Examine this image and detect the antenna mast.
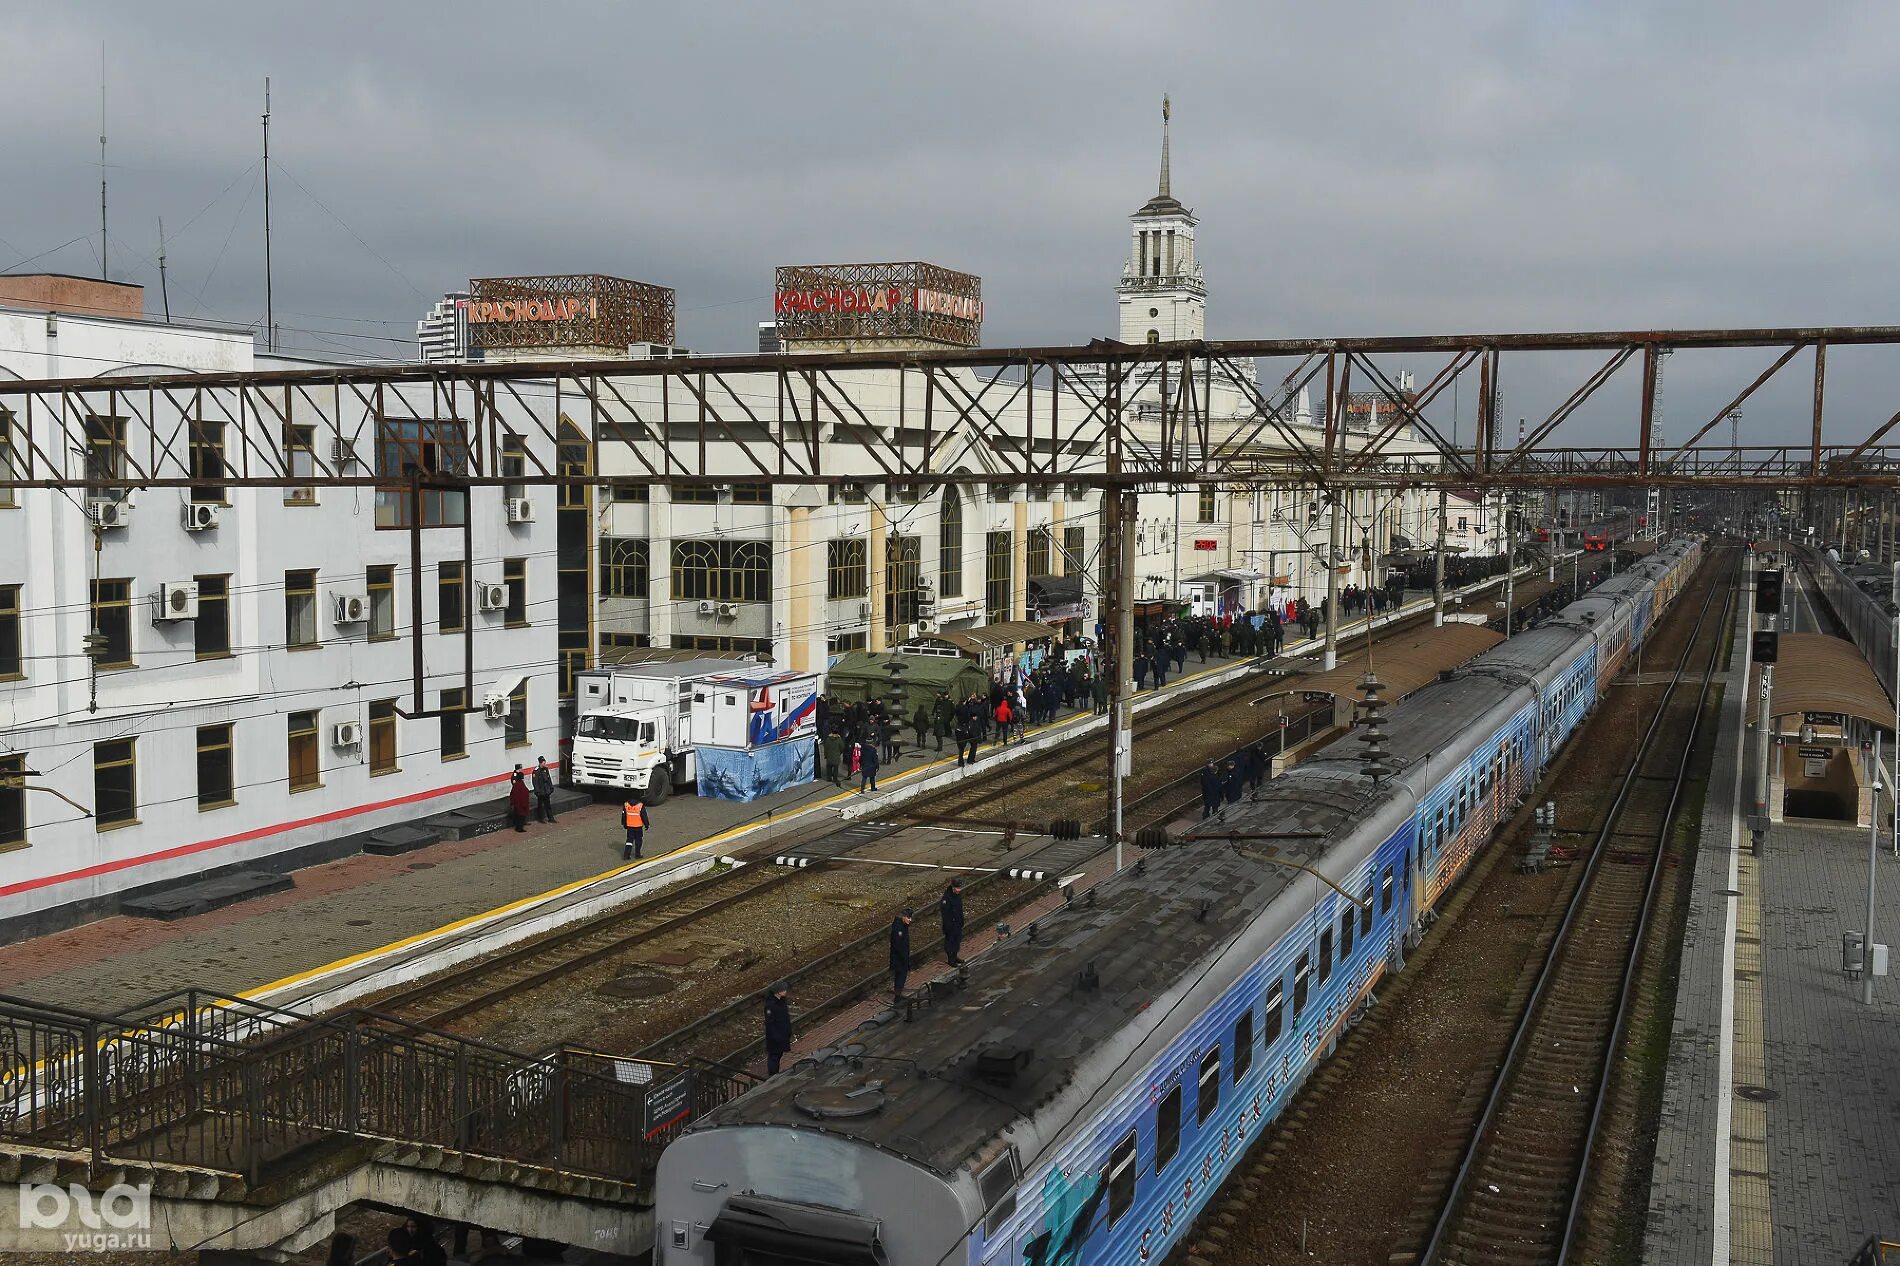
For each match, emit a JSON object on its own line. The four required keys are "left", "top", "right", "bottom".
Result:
{"left": 99, "top": 44, "right": 107, "bottom": 281}
{"left": 157, "top": 218, "right": 171, "bottom": 322}
{"left": 262, "top": 77, "right": 274, "bottom": 352}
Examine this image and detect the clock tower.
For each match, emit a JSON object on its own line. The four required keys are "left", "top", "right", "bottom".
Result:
{"left": 1118, "top": 96, "right": 1206, "bottom": 344}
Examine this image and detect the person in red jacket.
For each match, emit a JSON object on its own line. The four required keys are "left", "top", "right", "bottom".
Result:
{"left": 993, "top": 697, "right": 1014, "bottom": 748}
{"left": 507, "top": 767, "right": 531, "bottom": 832}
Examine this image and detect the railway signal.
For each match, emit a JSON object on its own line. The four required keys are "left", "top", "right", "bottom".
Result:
{"left": 1752, "top": 629, "right": 1779, "bottom": 664}
{"left": 1756, "top": 568, "right": 1783, "bottom": 615}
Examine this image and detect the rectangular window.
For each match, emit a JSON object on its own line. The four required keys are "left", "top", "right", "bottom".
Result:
{"left": 440, "top": 687, "right": 467, "bottom": 760}
{"left": 503, "top": 558, "right": 527, "bottom": 625}
{"left": 0, "top": 753, "right": 24, "bottom": 848}
{"left": 439, "top": 561, "right": 466, "bottom": 633}
{"left": 1198, "top": 487, "right": 1217, "bottom": 523}
{"left": 1197, "top": 1046, "right": 1222, "bottom": 1124}
{"left": 599, "top": 539, "right": 650, "bottom": 598}
{"left": 1027, "top": 527, "right": 1051, "bottom": 578}
{"left": 287, "top": 710, "right": 320, "bottom": 792}
{"left": 0, "top": 584, "right": 19, "bottom": 678}
{"left": 730, "top": 482, "right": 771, "bottom": 504}
{"left": 670, "top": 540, "right": 771, "bottom": 603}
{"left": 0, "top": 406, "right": 15, "bottom": 507}
{"left": 886, "top": 534, "right": 921, "bottom": 629}
{"left": 500, "top": 433, "right": 527, "bottom": 501}
{"left": 374, "top": 419, "right": 468, "bottom": 527}
{"left": 670, "top": 483, "right": 718, "bottom": 504}
{"left": 94, "top": 738, "right": 137, "bottom": 828}
{"left": 367, "top": 565, "right": 396, "bottom": 641}
{"left": 939, "top": 490, "right": 964, "bottom": 597}
{"left": 1341, "top": 905, "right": 1355, "bottom": 958}
{"left": 1264, "top": 983, "right": 1284, "bottom": 1046}
{"left": 84, "top": 414, "right": 127, "bottom": 501}
{"left": 1156, "top": 1084, "right": 1183, "bottom": 1171}
{"left": 606, "top": 481, "right": 649, "bottom": 502}
{"left": 285, "top": 570, "right": 318, "bottom": 648}
{"left": 195, "top": 724, "right": 234, "bottom": 810}
{"left": 827, "top": 538, "right": 868, "bottom": 601}
{"left": 1233, "top": 1010, "right": 1255, "bottom": 1081}
{"left": 1361, "top": 888, "right": 1375, "bottom": 936}
{"left": 189, "top": 418, "right": 227, "bottom": 502}
{"left": 1105, "top": 1131, "right": 1138, "bottom": 1227}
{"left": 1319, "top": 927, "right": 1334, "bottom": 984}
{"left": 506, "top": 681, "right": 529, "bottom": 748}
{"left": 978, "top": 1153, "right": 1018, "bottom": 1237}
{"left": 1063, "top": 524, "right": 1086, "bottom": 573}
{"left": 285, "top": 424, "right": 317, "bottom": 505}
{"left": 90, "top": 579, "right": 133, "bottom": 668}
{"left": 1381, "top": 865, "right": 1395, "bottom": 914}
{"left": 194, "top": 575, "right": 231, "bottom": 659}
{"left": 984, "top": 530, "right": 1013, "bottom": 624}
{"left": 369, "top": 699, "right": 399, "bottom": 774}
{"left": 1293, "top": 954, "right": 1311, "bottom": 1017}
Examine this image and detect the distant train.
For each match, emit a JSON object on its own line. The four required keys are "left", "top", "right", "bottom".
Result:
{"left": 652, "top": 539, "right": 1704, "bottom": 1266}
{"left": 1582, "top": 514, "right": 1636, "bottom": 552}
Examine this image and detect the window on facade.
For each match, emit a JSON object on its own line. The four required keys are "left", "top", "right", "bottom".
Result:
{"left": 984, "top": 530, "right": 1013, "bottom": 624}
{"left": 886, "top": 534, "right": 921, "bottom": 628}
{"left": 978, "top": 1153, "right": 1018, "bottom": 1237}
{"left": 194, "top": 575, "right": 230, "bottom": 659}
{"left": 1293, "top": 953, "right": 1311, "bottom": 1017}
{"left": 939, "top": 488, "right": 964, "bottom": 597}
{"left": 367, "top": 565, "right": 396, "bottom": 641}
{"left": 0, "top": 584, "right": 19, "bottom": 678}
{"left": 440, "top": 687, "right": 467, "bottom": 760}
{"left": 831, "top": 630, "right": 867, "bottom": 653}
{"left": 287, "top": 711, "right": 321, "bottom": 792}
{"left": 84, "top": 414, "right": 127, "bottom": 501}
{"left": 1233, "top": 1011, "right": 1255, "bottom": 1081}
{"left": 196, "top": 724, "right": 235, "bottom": 810}
{"left": 599, "top": 539, "right": 650, "bottom": 599}
{"left": 285, "top": 570, "right": 318, "bottom": 648}
{"left": 1197, "top": 1046, "right": 1222, "bottom": 1124}
{"left": 1063, "top": 524, "right": 1086, "bottom": 574}
{"left": 503, "top": 558, "right": 527, "bottom": 625}
{"left": 606, "top": 481, "right": 648, "bottom": 502}
{"left": 189, "top": 418, "right": 227, "bottom": 502}
{"left": 1156, "top": 1084, "right": 1183, "bottom": 1171}
{"left": 1105, "top": 1131, "right": 1139, "bottom": 1227}
{"left": 506, "top": 681, "right": 529, "bottom": 747}
{"left": 670, "top": 483, "right": 718, "bottom": 504}
{"left": 1264, "top": 982, "right": 1284, "bottom": 1045}
{"left": 1198, "top": 487, "right": 1217, "bottom": 523}
{"left": 370, "top": 700, "right": 399, "bottom": 774}
{"left": 1027, "top": 527, "right": 1051, "bottom": 578}
{"left": 439, "top": 562, "right": 466, "bottom": 633}
{"left": 671, "top": 540, "right": 771, "bottom": 603}
{"left": 374, "top": 419, "right": 467, "bottom": 526}
{"left": 500, "top": 433, "right": 527, "bottom": 501}
{"left": 730, "top": 483, "right": 771, "bottom": 504}
{"left": 0, "top": 753, "right": 24, "bottom": 848}
{"left": 0, "top": 406, "right": 15, "bottom": 506}
{"left": 285, "top": 424, "right": 317, "bottom": 505}
{"left": 90, "top": 579, "right": 133, "bottom": 667}
{"left": 827, "top": 538, "right": 868, "bottom": 600}
{"left": 557, "top": 425, "right": 589, "bottom": 512}
{"left": 94, "top": 738, "right": 137, "bottom": 827}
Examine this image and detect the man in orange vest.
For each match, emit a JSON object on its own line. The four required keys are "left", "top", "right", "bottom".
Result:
{"left": 622, "top": 798, "right": 650, "bottom": 861}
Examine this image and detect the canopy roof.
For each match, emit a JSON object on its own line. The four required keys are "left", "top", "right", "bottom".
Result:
{"left": 1760, "top": 632, "right": 1894, "bottom": 730}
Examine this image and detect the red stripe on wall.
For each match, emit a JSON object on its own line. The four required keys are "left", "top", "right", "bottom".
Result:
{"left": 0, "top": 768, "right": 522, "bottom": 900}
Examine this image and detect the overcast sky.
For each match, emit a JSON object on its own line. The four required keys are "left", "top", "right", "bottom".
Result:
{"left": 6, "top": 1, "right": 1898, "bottom": 447}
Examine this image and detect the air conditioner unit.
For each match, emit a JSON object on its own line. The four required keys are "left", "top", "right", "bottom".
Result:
{"left": 477, "top": 582, "right": 510, "bottom": 612}
{"left": 333, "top": 592, "right": 368, "bottom": 624}
{"left": 858, "top": 601, "right": 873, "bottom": 619}
{"left": 331, "top": 720, "right": 362, "bottom": 749}
{"left": 716, "top": 602, "right": 739, "bottom": 619}
{"left": 505, "top": 497, "right": 535, "bottom": 524}
{"left": 154, "top": 582, "right": 199, "bottom": 621}
{"left": 181, "top": 501, "right": 220, "bottom": 531}
{"left": 917, "top": 617, "right": 940, "bottom": 634}
{"left": 92, "top": 499, "right": 130, "bottom": 529}
{"left": 330, "top": 436, "right": 355, "bottom": 466}
{"left": 483, "top": 696, "right": 510, "bottom": 720}
{"left": 697, "top": 599, "right": 719, "bottom": 615}
{"left": 917, "top": 575, "right": 934, "bottom": 591}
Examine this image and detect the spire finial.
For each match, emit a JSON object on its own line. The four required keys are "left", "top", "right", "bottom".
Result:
{"left": 1159, "top": 94, "right": 1172, "bottom": 198}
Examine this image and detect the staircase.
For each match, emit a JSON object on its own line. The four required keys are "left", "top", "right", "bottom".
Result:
{"left": 0, "top": 989, "right": 753, "bottom": 1255}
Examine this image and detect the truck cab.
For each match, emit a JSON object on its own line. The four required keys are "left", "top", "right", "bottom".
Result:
{"left": 571, "top": 705, "right": 678, "bottom": 800}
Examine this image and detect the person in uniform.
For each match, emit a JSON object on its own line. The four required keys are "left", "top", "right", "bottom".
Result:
{"left": 622, "top": 798, "right": 649, "bottom": 861}
{"left": 764, "top": 981, "right": 792, "bottom": 1075}
{"left": 940, "top": 878, "right": 966, "bottom": 967}
{"left": 889, "top": 908, "right": 914, "bottom": 1001}
{"left": 531, "top": 757, "right": 557, "bottom": 824}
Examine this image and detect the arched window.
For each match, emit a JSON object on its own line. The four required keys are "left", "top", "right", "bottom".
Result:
{"left": 1147, "top": 329, "right": 1160, "bottom": 344}
{"left": 939, "top": 487, "right": 964, "bottom": 597}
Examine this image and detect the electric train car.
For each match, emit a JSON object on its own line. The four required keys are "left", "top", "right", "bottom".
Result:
{"left": 1581, "top": 515, "right": 1636, "bottom": 552}
{"left": 654, "top": 538, "right": 1703, "bottom": 1266}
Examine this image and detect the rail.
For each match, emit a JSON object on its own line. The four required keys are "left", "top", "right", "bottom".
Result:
{"left": 0, "top": 987, "right": 752, "bottom": 1189}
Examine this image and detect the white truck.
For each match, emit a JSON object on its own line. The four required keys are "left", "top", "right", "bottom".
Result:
{"left": 569, "top": 660, "right": 821, "bottom": 802}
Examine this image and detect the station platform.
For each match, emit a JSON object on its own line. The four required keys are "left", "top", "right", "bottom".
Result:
{"left": 1646, "top": 567, "right": 1900, "bottom": 1263}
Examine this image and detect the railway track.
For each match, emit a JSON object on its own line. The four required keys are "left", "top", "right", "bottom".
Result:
{"left": 1415, "top": 550, "right": 1736, "bottom": 1266}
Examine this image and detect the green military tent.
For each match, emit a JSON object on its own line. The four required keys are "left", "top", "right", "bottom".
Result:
{"left": 826, "top": 651, "right": 988, "bottom": 714}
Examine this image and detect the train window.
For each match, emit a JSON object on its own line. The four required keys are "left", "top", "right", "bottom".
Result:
{"left": 978, "top": 1151, "right": 1019, "bottom": 1235}
{"left": 1341, "top": 905, "right": 1355, "bottom": 957}
{"left": 1106, "top": 1130, "right": 1138, "bottom": 1226}
{"left": 1361, "top": 889, "right": 1374, "bottom": 936}
{"left": 1380, "top": 867, "right": 1395, "bottom": 914}
{"left": 1155, "top": 1084, "right": 1183, "bottom": 1171}
{"left": 1233, "top": 1011, "right": 1254, "bottom": 1081}
{"left": 1292, "top": 954, "right": 1311, "bottom": 1017}
{"left": 1263, "top": 983, "right": 1284, "bottom": 1045}
{"left": 1319, "top": 928, "right": 1334, "bottom": 983}
{"left": 1197, "top": 1047, "right": 1221, "bottom": 1124}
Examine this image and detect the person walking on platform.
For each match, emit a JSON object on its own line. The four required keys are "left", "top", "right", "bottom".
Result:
{"left": 1134, "top": 652, "right": 1150, "bottom": 692}
{"left": 859, "top": 739, "right": 881, "bottom": 793}
{"left": 912, "top": 702, "right": 931, "bottom": 754}
{"left": 993, "top": 696, "right": 1015, "bottom": 749}
{"left": 1224, "top": 759, "right": 1245, "bottom": 805}
{"left": 1092, "top": 671, "right": 1109, "bottom": 716}
{"left": 940, "top": 878, "right": 966, "bottom": 967}
{"left": 821, "top": 728, "right": 843, "bottom": 785}
{"left": 933, "top": 696, "right": 953, "bottom": 753}
{"left": 1200, "top": 760, "right": 1223, "bottom": 819}
{"left": 622, "top": 797, "right": 650, "bottom": 861}
{"left": 890, "top": 907, "right": 914, "bottom": 1001}
{"left": 763, "top": 981, "right": 793, "bottom": 1076}
{"left": 531, "top": 757, "right": 557, "bottom": 824}
{"left": 508, "top": 767, "right": 531, "bottom": 833}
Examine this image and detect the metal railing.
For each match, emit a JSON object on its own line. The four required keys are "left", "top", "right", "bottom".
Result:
{"left": 0, "top": 988, "right": 754, "bottom": 1190}
{"left": 1799, "top": 545, "right": 1895, "bottom": 697}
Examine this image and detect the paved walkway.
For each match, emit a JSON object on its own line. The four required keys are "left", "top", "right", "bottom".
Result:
{"left": 1647, "top": 593, "right": 1900, "bottom": 1264}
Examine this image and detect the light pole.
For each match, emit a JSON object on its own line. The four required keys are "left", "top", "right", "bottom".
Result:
{"left": 1864, "top": 734, "right": 1882, "bottom": 1005}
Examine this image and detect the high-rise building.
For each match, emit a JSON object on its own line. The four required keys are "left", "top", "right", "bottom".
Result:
{"left": 758, "top": 322, "right": 781, "bottom": 354}
{"left": 416, "top": 291, "right": 477, "bottom": 363}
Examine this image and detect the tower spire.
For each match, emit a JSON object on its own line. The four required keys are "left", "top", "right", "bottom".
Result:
{"left": 1158, "top": 94, "right": 1171, "bottom": 198}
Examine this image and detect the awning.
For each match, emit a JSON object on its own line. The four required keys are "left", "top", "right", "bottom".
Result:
{"left": 908, "top": 620, "right": 1058, "bottom": 654}
{"left": 1756, "top": 632, "right": 1894, "bottom": 730}
{"left": 703, "top": 1195, "right": 888, "bottom": 1266}
{"left": 1191, "top": 568, "right": 1264, "bottom": 583}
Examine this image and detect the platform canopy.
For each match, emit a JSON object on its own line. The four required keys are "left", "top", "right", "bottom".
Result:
{"left": 1289, "top": 623, "right": 1505, "bottom": 705}
{"left": 1760, "top": 632, "right": 1895, "bottom": 730}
